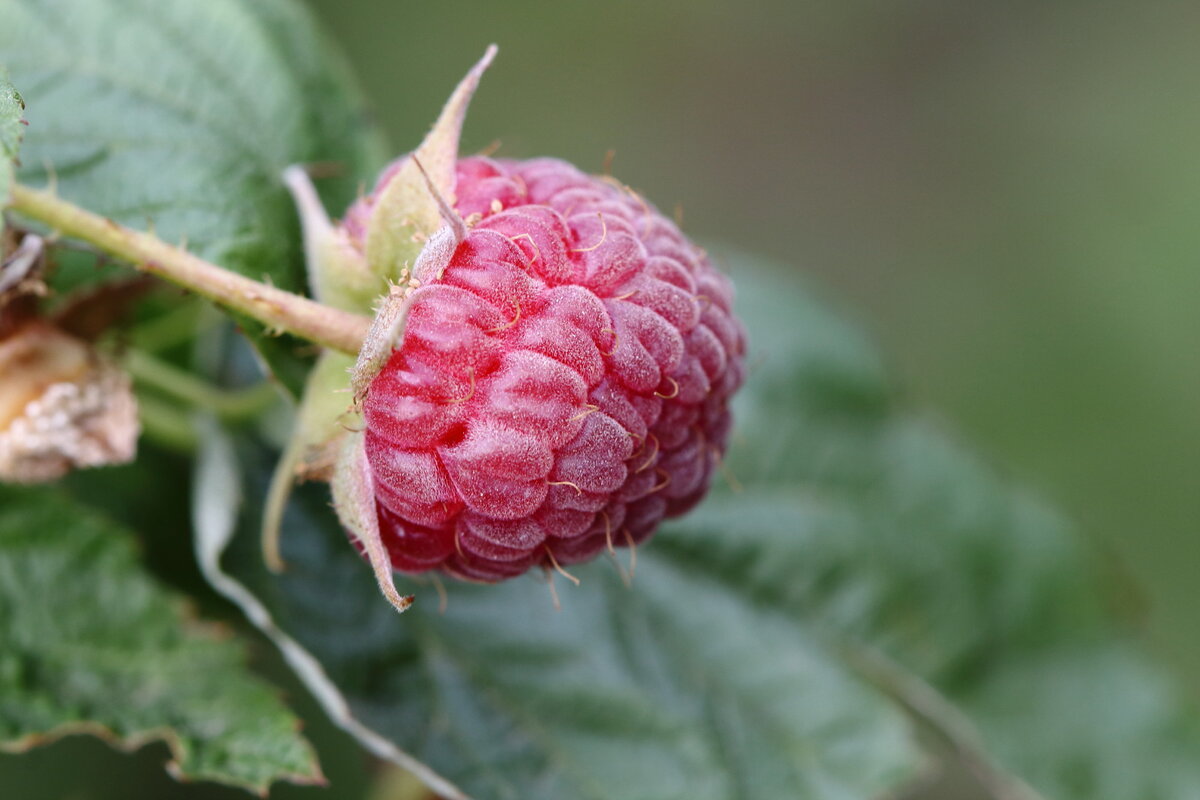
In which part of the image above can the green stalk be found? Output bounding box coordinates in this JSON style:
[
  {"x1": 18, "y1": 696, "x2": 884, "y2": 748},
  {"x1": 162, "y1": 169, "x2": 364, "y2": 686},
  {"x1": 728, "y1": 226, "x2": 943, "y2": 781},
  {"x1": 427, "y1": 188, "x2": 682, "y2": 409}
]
[
  {"x1": 9, "y1": 183, "x2": 370, "y2": 355},
  {"x1": 136, "y1": 394, "x2": 199, "y2": 452},
  {"x1": 124, "y1": 349, "x2": 281, "y2": 422}
]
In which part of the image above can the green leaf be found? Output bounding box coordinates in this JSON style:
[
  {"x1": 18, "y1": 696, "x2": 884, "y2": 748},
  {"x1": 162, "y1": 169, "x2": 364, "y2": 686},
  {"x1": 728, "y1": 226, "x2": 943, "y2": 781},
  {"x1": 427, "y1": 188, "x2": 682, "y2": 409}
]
[
  {"x1": 0, "y1": 485, "x2": 322, "y2": 794},
  {"x1": 0, "y1": 0, "x2": 386, "y2": 392},
  {"x1": 0, "y1": 68, "x2": 24, "y2": 238},
  {"x1": 963, "y1": 642, "x2": 1200, "y2": 799},
  {"x1": 200, "y1": 251, "x2": 1200, "y2": 799},
  {"x1": 677, "y1": 252, "x2": 1200, "y2": 798},
  {"x1": 0, "y1": 71, "x2": 21, "y2": 159},
  {"x1": 198, "y1": 436, "x2": 924, "y2": 800}
]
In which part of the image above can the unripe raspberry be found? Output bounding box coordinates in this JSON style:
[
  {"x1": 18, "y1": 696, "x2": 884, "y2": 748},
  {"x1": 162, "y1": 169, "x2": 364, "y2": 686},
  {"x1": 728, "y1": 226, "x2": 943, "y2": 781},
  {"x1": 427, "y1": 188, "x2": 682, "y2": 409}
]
[{"x1": 351, "y1": 156, "x2": 745, "y2": 582}]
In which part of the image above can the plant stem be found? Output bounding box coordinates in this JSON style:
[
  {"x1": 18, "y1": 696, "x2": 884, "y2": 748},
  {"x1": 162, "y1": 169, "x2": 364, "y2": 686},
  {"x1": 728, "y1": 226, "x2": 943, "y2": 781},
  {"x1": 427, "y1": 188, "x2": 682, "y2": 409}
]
[
  {"x1": 137, "y1": 393, "x2": 199, "y2": 452},
  {"x1": 124, "y1": 349, "x2": 281, "y2": 421},
  {"x1": 127, "y1": 301, "x2": 206, "y2": 354},
  {"x1": 9, "y1": 183, "x2": 370, "y2": 355}
]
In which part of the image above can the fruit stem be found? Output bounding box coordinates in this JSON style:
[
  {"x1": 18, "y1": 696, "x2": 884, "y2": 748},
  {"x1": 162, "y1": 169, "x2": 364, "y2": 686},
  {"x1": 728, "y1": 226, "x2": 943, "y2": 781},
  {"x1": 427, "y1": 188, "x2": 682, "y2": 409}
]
[{"x1": 9, "y1": 182, "x2": 371, "y2": 355}]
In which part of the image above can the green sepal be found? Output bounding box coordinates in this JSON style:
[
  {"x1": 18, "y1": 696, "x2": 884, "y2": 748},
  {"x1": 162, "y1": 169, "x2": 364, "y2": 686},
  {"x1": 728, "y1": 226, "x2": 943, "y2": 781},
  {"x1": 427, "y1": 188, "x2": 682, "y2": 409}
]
[
  {"x1": 329, "y1": 428, "x2": 413, "y2": 614},
  {"x1": 361, "y1": 45, "x2": 495, "y2": 290},
  {"x1": 261, "y1": 349, "x2": 355, "y2": 571},
  {"x1": 265, "y1": 48, "x2": 497, "y2": 574},
  {"x1": 282, "y1": 165, "x2": 377, "y2": 313}
]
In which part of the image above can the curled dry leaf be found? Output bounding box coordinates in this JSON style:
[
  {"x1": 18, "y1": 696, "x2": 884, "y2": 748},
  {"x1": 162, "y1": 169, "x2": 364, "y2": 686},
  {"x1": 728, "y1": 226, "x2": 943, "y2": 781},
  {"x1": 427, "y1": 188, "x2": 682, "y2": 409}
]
[
  {"x1": 0, "y1": 319, "x2": 138, "y2": 483},
  {"x1": 0, "y1": 232, "x2": 143, "y2": 483}
]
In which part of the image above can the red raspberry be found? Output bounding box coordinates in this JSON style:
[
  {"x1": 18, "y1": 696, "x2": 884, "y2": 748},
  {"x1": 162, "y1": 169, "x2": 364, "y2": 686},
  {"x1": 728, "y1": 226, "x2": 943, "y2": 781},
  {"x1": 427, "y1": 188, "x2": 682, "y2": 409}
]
[{"x1": 355, "y1": 156, "x2": 745, "y2": 582}]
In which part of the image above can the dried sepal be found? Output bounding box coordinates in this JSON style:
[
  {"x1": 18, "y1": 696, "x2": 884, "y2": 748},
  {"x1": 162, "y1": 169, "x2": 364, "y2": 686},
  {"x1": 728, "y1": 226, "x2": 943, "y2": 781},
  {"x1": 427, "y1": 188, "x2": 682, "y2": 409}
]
[{"x1": 0, "y1": 232, "x2": 45, "y2": 302}]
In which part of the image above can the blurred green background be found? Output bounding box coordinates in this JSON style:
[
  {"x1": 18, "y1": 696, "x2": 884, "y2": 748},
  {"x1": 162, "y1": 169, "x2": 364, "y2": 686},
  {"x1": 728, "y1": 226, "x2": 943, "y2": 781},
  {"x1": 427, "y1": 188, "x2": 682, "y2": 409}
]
[
  {"x1": 302, "y1": 0, "x2": 1199, "y2": 681},
  {"x1": 5, "y1": 0, "x2": 1197, "y2": 796}
]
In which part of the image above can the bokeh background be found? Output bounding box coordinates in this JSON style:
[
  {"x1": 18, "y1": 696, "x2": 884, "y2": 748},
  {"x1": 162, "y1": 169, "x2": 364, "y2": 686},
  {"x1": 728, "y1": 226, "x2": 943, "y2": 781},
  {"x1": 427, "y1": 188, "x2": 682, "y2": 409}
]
[
  {"x1": 3, "y1": 0, "x2": 1197, "y2": 796},
  {"x1": 302, "y1": 0, "x2": 1200, "y2": 681}
]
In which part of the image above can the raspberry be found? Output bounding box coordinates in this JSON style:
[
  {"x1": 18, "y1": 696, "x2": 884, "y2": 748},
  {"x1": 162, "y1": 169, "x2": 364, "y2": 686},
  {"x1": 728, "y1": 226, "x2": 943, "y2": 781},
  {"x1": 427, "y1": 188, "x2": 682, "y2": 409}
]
[{"x1": 352, "y1": 156, "x2": 745, "y2": 582}]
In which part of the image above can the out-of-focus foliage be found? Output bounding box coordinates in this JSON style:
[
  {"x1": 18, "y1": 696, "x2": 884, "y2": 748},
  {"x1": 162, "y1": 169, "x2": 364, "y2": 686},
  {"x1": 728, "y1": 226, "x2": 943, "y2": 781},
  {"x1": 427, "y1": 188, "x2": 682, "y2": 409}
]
[
  {"x1": 200, "y1": 437, "x2": 923, "y2": 800},
  {"x1": 716, "y1": 258, "x2": 1200, "y2": 799}
]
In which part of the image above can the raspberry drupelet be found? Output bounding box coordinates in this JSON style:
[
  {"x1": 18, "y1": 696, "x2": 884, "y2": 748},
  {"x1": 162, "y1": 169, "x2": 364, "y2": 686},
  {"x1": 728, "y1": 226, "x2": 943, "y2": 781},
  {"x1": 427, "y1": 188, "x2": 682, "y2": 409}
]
[{"x1": 351, "y1": 156, "x2": 745, "y2": 582}]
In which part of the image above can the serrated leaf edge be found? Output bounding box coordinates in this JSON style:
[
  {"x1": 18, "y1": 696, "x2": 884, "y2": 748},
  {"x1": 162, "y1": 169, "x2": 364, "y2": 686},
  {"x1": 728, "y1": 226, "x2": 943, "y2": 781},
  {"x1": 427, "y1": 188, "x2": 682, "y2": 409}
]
[
  {"x1": 0, "y1": 596, "x2": 324, "y2": 798},
  {"x1": 0, "y1": 716, "x2": 324, "y2": 798}
]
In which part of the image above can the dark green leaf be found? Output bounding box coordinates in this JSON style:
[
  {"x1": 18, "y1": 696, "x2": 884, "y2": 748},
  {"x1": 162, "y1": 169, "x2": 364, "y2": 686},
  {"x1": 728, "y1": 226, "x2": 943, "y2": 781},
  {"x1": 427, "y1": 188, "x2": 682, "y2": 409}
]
[
  {"x1": 202, "y1": 251, "x2": 1200, "y2": 799},
  {"x1": 0, "y1": 0, "x2": 387, "y2": 392},
  {"x1": 199, "y1": 438, "x2": 923, "y2": 800},
  {"x1": 0, "y1": 485, "x2": 322, "y2": 794}
]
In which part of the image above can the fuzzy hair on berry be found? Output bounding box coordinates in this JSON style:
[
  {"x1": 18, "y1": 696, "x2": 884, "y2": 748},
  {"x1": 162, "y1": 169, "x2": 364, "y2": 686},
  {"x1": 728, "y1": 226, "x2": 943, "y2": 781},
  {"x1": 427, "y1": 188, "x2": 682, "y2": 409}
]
[
  {"x1": 277, "y1": 46, "x2": 745, "y2": 609},
  {"x1": 352, "y1": 155, "x2": 746, "y2": 582}
]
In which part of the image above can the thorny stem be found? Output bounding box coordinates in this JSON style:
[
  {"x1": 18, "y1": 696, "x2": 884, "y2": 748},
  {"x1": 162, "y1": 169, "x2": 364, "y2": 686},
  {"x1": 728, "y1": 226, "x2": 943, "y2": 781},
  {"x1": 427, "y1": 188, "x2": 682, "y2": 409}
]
[{"x1": 9, "y1": 183, "x2": 371, "y2": 355}]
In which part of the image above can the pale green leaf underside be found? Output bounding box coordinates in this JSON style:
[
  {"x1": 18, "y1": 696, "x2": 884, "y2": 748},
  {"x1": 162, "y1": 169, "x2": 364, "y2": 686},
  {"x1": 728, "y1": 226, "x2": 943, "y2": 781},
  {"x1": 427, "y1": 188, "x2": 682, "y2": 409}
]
[
  {"x1": 0, "y1": 70, "x2": 21, "y2": 158},
  {"x1": 0, "y1": 486, "x2": 321, "y2": 794},
  {"x1": 0, "y1": 68, "x2": 24, "y2": 237},
  {"x1": 0, "y1": 0, "x2": 386, "y2": 393}
]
